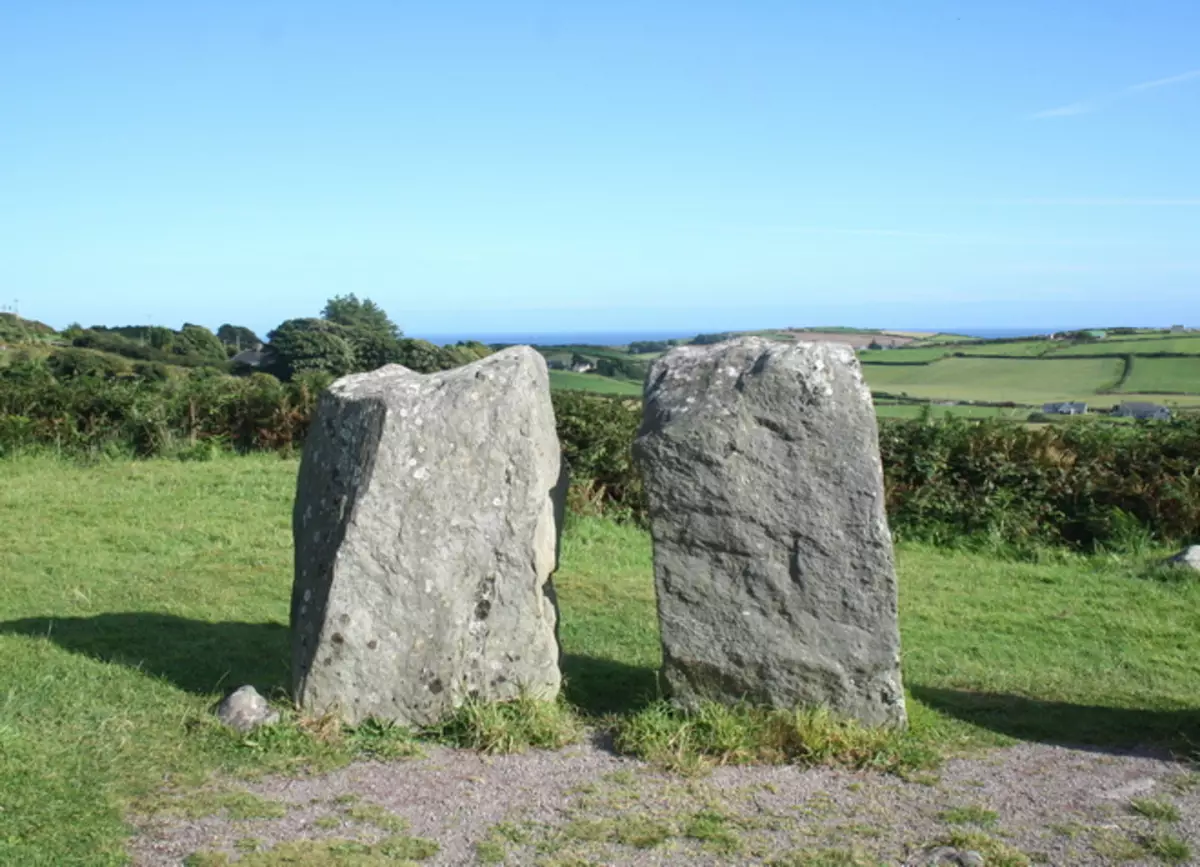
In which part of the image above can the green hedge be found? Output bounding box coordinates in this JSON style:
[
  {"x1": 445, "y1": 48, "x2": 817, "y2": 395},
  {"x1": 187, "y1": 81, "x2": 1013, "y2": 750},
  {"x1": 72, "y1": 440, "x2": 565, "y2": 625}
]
[{"x1": 2, "y1": 359, "x2": 1197, "y2": 549}]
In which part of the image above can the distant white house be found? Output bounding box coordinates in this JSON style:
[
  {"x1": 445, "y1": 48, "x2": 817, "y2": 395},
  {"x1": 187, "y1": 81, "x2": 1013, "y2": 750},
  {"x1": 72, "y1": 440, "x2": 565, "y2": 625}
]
[
  {"x1": 1042, "y1": 401, "x2": 1088, "y2": 415},
  {"x1": 1114, "y1": 402, "x2": 1172, "y2": 420}
]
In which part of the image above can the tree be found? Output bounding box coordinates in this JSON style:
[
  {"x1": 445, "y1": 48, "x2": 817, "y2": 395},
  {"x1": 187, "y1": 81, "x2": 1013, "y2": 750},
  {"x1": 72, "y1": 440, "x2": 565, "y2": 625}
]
[
  {"x1": 321, "y1": 294, "x2": 401, "y2": 339},
  {"x1": 393, "y1": 338, "x2": 446, "y2": 373},
  {"x1": 173, "y1": 324, "x2": 227, "y2": 362},
  {"x1": 351, "y1": 330, "x2": 406, "y2": 371},
  {"x1": 217, "y1": 324, "x2": 262, "y2": 350},
  {"x1": 264, "y1": 318, "x2": 358, "y2": 380}
]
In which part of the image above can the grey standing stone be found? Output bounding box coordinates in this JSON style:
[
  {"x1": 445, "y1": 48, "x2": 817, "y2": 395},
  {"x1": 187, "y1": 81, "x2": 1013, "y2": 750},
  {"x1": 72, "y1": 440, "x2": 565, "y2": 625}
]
[
  {"x1": 633, "y1": 337, "x2": 906, "y2": 727},
  {"x1": 215, "y1": 685, "x2": 280, "y2": 733},
  {"x1": 291, "y1": 347, "x2": 567, "y2": 727}
]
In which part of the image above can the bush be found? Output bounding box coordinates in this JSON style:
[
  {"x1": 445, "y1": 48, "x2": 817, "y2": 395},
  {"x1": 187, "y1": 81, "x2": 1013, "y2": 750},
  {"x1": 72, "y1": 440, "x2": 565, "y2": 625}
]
[
  {"x1": 551, "y1": 390, "x2": 644, "y2": 520},
  {"x1": 4, "y1": 363, "x2": 1199, "y2": 550}
]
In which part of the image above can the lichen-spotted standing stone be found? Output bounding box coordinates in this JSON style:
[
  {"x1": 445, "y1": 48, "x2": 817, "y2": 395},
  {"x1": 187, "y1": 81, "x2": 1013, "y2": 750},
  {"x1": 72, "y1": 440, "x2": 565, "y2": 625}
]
[
  {"x1": 633, "y1": 337, "x2": 906, "y2": 727},
  {"x1": 291, "y1": 347, "x2": 566, "y2": 726}
]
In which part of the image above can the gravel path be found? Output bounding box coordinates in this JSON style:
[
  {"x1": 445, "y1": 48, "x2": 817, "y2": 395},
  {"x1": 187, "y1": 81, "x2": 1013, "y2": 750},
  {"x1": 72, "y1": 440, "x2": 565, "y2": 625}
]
[{"x1": 130, "y1": 737, "x2": 1200, "y2": 865}]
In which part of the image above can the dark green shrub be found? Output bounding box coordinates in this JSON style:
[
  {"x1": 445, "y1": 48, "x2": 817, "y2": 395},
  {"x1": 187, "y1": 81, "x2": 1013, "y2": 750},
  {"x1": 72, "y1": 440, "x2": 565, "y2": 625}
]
[
  {"x1": 551, "y1": 390, "x2": 644, "y2": 520},
  {"x1": 47, "y1": 348, "x2": 131, "y2": 379}
]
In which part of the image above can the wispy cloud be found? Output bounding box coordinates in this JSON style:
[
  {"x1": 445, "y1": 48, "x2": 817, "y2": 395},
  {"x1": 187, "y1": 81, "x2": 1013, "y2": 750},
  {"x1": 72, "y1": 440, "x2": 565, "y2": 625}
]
[{"x1": 1031, "y1": 68, "x2": 1200, "y2": 119}]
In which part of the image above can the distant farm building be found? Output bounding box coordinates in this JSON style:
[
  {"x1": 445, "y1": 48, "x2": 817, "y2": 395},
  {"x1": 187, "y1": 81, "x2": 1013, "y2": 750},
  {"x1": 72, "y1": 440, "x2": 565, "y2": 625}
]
[
  {"x1": 230, "y1": 348, "x2": 269, "y2": 369},
  {"x1": 1114, "y1": 402, "x2": 1172, "y2": 421},
  {"x1": 1042, "y1": 401, "x2": 1088, "y2": 415}
]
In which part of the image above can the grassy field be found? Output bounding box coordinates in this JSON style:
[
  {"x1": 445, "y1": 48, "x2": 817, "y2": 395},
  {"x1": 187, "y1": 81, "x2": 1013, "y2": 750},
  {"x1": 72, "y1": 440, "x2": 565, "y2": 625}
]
[
  {"x1": 1116, "y1": 357, "x2": 1200, "y2": 394},
  {"x1": 861, "y1": 342, "x2": 1057, "y2": 364},
  {"x1": 858, "y1": 347, "x2": 953, "y2": 364},
  {"x1": 872, "y1": 403, "x2": 1026, "y2": 420},
  {"x1": 951, "y1": 340, "x2": 1056, "y2": 357},
  {"x1": 863, "y1": 356, "x2": 1126, "y2": 404},
  {"x1": 1051, "y1": 335, "x2": 1200, "y2": 356},
  {"x1": 3, "y1": 456, "x2": 1200, "y2": 863},
  {"x1": 548, "y1": 370, "x2": 643, "y2": 395}
]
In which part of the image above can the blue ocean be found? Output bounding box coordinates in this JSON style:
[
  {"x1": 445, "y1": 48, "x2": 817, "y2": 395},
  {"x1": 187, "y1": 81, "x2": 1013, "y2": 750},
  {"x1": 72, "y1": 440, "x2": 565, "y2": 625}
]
[{"x1": 414, "y1": 327, "x2": 1068, "y2": 347}]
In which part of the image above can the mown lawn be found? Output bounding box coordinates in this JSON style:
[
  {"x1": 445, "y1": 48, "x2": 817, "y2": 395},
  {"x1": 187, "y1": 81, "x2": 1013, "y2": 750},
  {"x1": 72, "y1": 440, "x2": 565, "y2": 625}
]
[{"x1": 3, "y1": 456, "x2": 1200, "y2": 864}]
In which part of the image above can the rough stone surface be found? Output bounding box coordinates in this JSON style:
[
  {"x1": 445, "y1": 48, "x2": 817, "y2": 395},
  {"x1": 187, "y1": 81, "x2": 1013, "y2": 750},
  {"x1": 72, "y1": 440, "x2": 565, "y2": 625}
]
[
  {"x1": 633, "y1": 337, "x2": 906, "y2": 727},
  {"x1": 291, "y1": 346, "x2": 567, "y2": 726},
  {"x1": 214, "y1": 686, "x2": 280, "y2": 733},
  {"x1": 1168, "y1": 544, "x2": 1200, "y2": 571}
]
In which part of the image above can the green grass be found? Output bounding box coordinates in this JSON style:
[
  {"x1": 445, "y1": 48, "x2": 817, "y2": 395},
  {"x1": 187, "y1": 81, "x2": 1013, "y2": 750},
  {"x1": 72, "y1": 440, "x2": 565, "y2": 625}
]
[
  {"x1": 1130, "y1": 797, "x2": 1182, "y2": 822},
  {"x1": 872, "y1": 403, "x2": 1022, "y2": 420},
  {"x1": 548, "y1": 370, "x2": 643, "y2": 395},
  {"x1": 1143, "y1": 830, "x2": 1193, "y2": 864},
  {"x1": 5, "y1": 456, "x2": 1200, "y2": 863},
  {"x1": 1117, "y1": 356, "x2": 1200, "y2": 394},
  {"x1": 938, "y1": 805, "x2": 999, "y2": 826},
  {"x1": 1052, "y1": 335, "x2": 1200, "y2": 356},
  {"x1": 861, "y1": 340, "x2": 1058, "y2": 364},
  {"x1": 950, "y1": 340, "x2": 1056, "y2": 357},
  {"x1": 862, "y1": 356, "x2": 1126, "y2": 404},
  {"x1": 858, "y1": 347, "x2": 953, "y2": 364}
]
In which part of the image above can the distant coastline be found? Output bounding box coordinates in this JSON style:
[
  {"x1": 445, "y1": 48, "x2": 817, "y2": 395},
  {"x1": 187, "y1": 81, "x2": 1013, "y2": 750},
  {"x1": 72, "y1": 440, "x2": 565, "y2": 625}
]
[{"x1": 414, "y1": 327, "x2": 1073, "y2": 347}]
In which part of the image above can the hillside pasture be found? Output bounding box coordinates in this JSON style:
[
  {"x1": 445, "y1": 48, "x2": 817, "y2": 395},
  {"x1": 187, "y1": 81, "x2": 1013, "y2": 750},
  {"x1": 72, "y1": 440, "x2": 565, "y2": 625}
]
[
  {"x1": 548, "y1": 370, "x2": 643, "y2": 395},
  {"x1": 863, "y1": 356, "x2": 1125, "y2": 404},
  {"x1": 858, "y1": 346, "x2": 953, "y2": 364},
  {"x1": 873, "y1": 403, "x2": 1023, "y2": 420},
  {"x1": 1051, "y1": 335, "x2": 1200, "y2": 356},
  {"x1": 1116, "y1": 357, "x2": 1200, "y2": 395},
  {"x1": 949, "y1": 340, "x2": 1056, "y2": 357}
]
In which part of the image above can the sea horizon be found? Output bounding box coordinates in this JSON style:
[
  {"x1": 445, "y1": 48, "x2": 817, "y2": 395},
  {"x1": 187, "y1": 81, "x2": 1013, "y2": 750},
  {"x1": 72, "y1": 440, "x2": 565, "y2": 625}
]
[{"x1": 412, "y1": 326, "x2": 1094, "y2": 347}]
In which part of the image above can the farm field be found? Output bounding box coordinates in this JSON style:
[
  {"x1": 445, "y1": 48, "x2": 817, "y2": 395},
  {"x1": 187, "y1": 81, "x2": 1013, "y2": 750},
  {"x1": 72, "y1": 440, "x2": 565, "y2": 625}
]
[
  {"x1": 951, "y1": 340, "x2": 1057, "y2": 357},
  {"x1": 862, "y1": 356, "x2": 1126, "y2": 404},
  {"x1": 4, "y1": 456, "x2": 1200, "y2": 862},
  {"x1": 1117, "y1": 357, "x2": 1200, "y2": 395},
  {"x1": 872, "y1": 403, "x2": 1024, "y2": 420},
  {"x1": 857, "y1": 346, "x2": 954, "y2": 364},
  {"x1": 548, "y1": 370, "x2": 643, "y2": 395},
  {"x1": 1051, "y1": 336, "x2": 1200, "y2": 356}
]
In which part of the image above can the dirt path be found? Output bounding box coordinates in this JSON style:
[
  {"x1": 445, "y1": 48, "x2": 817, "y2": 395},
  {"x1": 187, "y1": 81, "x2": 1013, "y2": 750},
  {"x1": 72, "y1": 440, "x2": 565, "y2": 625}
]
[{"x1": 130, "y1": 738, "x2": 1200, "y2": 866}]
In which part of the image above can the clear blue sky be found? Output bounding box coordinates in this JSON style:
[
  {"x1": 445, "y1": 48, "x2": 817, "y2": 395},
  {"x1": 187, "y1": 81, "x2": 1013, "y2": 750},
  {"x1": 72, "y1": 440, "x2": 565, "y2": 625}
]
[{"x1": 2, "y1": 1, "x2": 1198, "y2": 339}]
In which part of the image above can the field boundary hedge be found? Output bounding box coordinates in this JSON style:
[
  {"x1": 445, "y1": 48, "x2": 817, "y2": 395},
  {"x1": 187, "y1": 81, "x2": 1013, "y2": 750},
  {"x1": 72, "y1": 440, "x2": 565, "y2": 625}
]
[{"x1": 2, "y1": 359, "x2": 1198, "y2": 550}]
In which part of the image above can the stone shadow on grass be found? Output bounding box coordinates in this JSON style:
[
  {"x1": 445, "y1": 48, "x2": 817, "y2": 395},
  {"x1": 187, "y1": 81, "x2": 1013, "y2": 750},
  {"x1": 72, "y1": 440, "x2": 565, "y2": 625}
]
[
  {"x1": 560, "y1": 653, "x2": 660, "y2": 716},
  {"x1": 0, "y1": 613, "x2": 289, "y2": 697},
  {"x1": 912, "y1": 685, "x2": 1200, "y2": 757}
]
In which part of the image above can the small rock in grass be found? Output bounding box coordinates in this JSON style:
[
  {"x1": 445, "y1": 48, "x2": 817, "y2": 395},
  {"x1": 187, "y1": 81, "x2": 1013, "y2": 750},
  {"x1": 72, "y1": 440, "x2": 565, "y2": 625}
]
[
  {"x1": 215, "y1": 685, "x2": 281, "y2": 733},
  {"x1": 1167, "y1": 545, "x2": 1200, "y2": 571}
]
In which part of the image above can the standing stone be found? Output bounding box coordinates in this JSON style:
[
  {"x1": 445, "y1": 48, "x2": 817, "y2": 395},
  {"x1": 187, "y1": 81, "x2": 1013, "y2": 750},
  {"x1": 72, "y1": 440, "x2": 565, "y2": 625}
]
[
  {"x1": 633, "y1": 337, "x2": 906, "y2": 727},
  {"x1": 291, "y1": 347, "x2": 567, "y2": 727}
]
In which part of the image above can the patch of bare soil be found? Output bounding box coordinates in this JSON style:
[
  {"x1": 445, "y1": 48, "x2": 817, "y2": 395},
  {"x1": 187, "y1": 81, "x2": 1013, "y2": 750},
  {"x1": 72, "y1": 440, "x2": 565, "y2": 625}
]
[{"x1": 130, "y1": 739, "x2": 1200, "y2": 866}]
